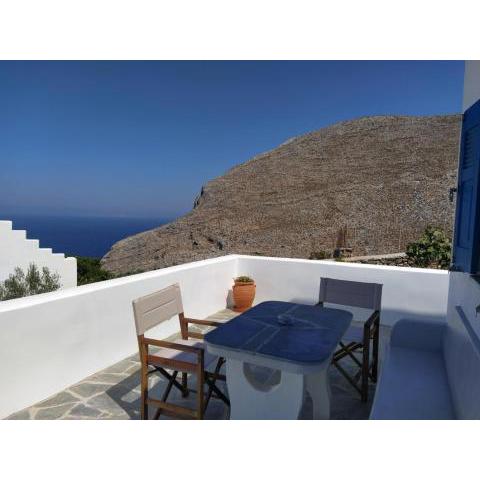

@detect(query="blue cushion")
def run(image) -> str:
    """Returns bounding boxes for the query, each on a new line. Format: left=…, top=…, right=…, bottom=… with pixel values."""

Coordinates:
left=390, top=318, right=446, bottom=352
left=370, top=346, right=454, bottom=420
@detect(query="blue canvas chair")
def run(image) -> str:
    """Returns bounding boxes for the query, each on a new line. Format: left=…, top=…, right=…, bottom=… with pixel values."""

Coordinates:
left=318, top=277, right=383, bottom=402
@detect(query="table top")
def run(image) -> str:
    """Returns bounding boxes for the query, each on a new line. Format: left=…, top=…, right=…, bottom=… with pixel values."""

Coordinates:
left=205, top=301, right=352, bottom=368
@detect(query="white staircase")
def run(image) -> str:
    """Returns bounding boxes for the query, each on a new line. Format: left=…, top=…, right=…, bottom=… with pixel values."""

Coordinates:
left=0, top=220, right=77, bottom=289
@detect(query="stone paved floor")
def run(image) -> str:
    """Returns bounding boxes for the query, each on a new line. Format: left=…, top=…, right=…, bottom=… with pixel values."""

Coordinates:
left=7, top=309, right=390, bottom=420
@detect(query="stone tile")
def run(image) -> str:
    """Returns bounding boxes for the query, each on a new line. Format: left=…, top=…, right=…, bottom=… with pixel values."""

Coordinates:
left=7, top=409, right=31, bottom=420
left=34, top=404, right=74, bottom=420
left=109, top=372, right=142, bottom=392
left=69, top=404, right=104, bottom=419
left=87, top=372, right=131, bottom=385
left=87, top=391, right=133, bottom=418
left=99, top=414, right=131, bottom=420
left=94, top=412, right=129, bottom=420
left=114, top=387, right=141, bottom=403
left=204, top=400, right=229, bottom=420
left=69, top=382, right=110, bottom=399
left=36, top=391, right=79, bottom=408
left=125, top=364, right=141, bottom=375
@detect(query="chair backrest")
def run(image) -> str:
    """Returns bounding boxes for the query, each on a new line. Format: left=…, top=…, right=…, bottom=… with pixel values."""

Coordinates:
left=319, top=277, right=382, bottom=311
left=132, top=283, right=184, bottom=336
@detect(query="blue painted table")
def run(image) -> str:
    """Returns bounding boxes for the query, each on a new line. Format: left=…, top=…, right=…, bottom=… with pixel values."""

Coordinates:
left=205, top=301, right=352, bottom=419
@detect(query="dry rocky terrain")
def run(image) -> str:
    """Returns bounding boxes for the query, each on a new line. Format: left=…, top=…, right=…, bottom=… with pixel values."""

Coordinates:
left=102, top=115, right=461, bottom=275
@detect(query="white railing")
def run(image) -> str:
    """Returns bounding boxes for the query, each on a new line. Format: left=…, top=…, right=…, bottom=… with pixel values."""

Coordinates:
left=0, top=254, right=449, bottom=418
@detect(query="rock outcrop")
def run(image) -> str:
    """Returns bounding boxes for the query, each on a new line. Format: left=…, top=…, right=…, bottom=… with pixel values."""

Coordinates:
left=102, top=115, right=461, bottom=275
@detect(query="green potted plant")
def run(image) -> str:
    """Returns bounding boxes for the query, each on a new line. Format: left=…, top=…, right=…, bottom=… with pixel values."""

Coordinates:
left=232, top=275, right=256, bottom=312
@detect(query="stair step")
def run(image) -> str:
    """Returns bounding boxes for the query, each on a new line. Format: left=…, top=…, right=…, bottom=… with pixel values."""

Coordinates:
left=0, top=220, right=13, bottom=233
left=10, top=229, right=27, bottom=241
left=25, top=239, right=40, bottom=249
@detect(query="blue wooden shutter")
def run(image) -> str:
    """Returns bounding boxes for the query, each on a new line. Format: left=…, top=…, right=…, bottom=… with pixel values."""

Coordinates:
left=452, top=99, right=480, bottom=273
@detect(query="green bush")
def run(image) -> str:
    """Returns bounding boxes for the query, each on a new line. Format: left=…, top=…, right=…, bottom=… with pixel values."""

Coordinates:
left=0, top=263, right=61, bottom=301
left=406, top=226, right=451, bottom=269
left=75, top=256, right=115, bottom=285
left=309, top=250, right=330, bottom=260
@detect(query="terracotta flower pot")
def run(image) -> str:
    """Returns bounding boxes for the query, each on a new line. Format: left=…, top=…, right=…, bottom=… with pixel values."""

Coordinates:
left=232, top=280, right=256, bottom=312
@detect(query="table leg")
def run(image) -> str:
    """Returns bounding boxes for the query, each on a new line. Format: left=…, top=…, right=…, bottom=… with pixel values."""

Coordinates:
left=226, top=358, right=304, bottom=420
left=305, top=363, right=331, bottom=420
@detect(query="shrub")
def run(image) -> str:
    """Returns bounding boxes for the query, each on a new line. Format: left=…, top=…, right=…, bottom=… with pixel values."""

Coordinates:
left=406, top=226, right=451, bottom=269
left=75, top=256, right=115, bottom=285
left=0, top=264, right=61, bottom=301
left=309, top=250, right=330, bottom=260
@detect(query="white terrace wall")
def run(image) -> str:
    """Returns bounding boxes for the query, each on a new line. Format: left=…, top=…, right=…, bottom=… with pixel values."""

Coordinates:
left=238, top=256, right=449, bottom=326
left=0, top=255, right=237, bottom=419
left=0, top=254, right=449, bottom=418
left=0, top=220, right=77, bottom=289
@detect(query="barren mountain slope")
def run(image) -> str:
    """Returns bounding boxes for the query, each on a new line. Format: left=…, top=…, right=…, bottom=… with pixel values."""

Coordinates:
left=102, top=115, right=461, bottom=275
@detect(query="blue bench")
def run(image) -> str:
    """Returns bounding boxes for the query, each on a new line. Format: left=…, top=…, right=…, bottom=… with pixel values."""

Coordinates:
left=370, top=306, right=480, bottom=420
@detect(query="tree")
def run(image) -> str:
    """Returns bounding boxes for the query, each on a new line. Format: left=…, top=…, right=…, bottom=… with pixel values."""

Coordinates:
left=0, top=264, right=61, bottom=301
left=75, top=256, right=114, bottom=285
left=406, top=226, right=452, bottom=269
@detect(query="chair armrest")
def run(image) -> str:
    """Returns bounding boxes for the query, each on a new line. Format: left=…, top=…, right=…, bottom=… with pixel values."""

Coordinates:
left=390, top=318, right=446, bottom=352
left=184, top=318, right=223, bottom=327
left=142, top=337, right=203, bottom=356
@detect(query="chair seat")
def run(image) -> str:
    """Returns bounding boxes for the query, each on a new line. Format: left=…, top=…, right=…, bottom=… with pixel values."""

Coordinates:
left=149, top=338, right=220, bottom=373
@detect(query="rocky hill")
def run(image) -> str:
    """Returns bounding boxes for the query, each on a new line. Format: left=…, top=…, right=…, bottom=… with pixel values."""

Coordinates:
left=102, top=115, right=461, bottom=275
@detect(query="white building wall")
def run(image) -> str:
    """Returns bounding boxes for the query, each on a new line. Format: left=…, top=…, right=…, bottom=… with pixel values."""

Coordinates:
left=0, top=254, right=449, bottom=418
left=463, top=60, right=480, bottom=111
left=446, top=60, right=480, bottom=361
left=0, top=220, right=77, bottom=289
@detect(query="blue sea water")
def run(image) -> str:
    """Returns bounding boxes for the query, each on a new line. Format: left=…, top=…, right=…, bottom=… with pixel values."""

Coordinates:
left=1, top=214, right=169, bottom=258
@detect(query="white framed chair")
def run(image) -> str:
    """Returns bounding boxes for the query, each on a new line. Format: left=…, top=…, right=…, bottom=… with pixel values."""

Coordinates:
left=318, top=277, right=383, bottom=402
left=132, top=283, right=229, bottom=419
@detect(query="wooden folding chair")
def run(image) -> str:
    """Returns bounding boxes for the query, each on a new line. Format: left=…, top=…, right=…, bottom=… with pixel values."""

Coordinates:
left=318, top=278, right=383, bottom=402
left=132, top=284, right=229, bottom=420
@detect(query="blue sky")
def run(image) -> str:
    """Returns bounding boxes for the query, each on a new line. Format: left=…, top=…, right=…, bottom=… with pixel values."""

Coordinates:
left=0, top=61, right=464, bottom=219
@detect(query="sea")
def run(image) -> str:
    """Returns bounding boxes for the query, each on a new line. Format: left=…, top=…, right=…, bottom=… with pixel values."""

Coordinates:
left=1, top=214, right=169, bottom=258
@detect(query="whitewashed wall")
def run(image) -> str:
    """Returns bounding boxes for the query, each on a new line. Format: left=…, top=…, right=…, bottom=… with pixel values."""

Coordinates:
left=0, top=254, right=450, bottom=418
left=238, top=256, right=449, bottom=326
left=0, top=220, right=77, bottom=289
left=446, top=59, right=480, bottom=347
left=463, top=60, right=480, bottom=111
left=443, top=60, right=480, bottom=403
left=446, top=273, right=480, bottom=344
left=0, top=255, right=237, bottom=419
